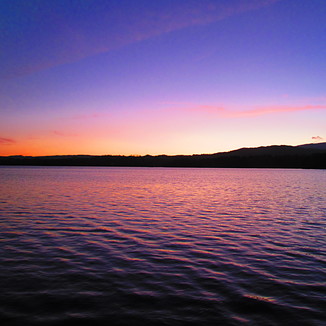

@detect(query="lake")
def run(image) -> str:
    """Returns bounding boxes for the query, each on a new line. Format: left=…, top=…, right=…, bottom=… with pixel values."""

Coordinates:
left=0, top=167, right=325, bottom=325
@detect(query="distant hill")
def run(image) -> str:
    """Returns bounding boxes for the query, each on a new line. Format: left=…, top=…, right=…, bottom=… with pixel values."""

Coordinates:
left=296, top=142, right=326, bottom=150
left=0, top=142, right=325, bottom=169
left=216, top=142, right=326, bottom=157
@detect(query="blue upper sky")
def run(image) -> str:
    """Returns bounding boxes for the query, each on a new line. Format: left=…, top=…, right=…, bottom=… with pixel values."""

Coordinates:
left=1, top=0, right=325, bottom=155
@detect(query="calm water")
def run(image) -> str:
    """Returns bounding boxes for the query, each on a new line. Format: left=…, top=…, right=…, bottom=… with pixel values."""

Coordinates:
left=0, top=167, right=325, bottom=326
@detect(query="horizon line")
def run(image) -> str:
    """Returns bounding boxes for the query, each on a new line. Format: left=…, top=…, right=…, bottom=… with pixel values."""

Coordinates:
left=1, top=141, right=325, bottom=158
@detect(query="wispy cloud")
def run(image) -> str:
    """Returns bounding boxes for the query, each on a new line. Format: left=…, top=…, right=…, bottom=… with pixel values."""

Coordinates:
left=52, top=130, right=78, bottom=137
left=312, top=136, right=323, bottom=140
left=229, top=105, right=326, bottom=118
left=173, top=104, right=326, bottom=118
left=71, top=113, right=104, bottom=120
left=2, top=0, right=281, bottom=78
left=0, top=137, right=16, bottom=145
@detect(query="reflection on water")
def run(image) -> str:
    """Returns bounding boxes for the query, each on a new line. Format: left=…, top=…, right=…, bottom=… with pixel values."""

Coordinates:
left=0, top=167, right=325, bottom=325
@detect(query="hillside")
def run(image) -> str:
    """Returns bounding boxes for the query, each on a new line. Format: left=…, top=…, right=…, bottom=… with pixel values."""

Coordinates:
left=0, top=143, right=325, bottom=169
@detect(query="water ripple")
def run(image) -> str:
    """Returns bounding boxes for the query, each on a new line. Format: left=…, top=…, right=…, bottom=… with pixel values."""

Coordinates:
left=0, top=167, right=325, bottom=325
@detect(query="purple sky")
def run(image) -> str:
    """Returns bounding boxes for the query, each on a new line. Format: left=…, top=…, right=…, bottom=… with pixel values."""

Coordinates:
left=1, top=0, right=325, bottom=155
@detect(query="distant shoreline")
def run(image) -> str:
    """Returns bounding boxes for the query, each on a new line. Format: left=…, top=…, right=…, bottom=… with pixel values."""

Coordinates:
left=1, top=143, right=325, bottom=169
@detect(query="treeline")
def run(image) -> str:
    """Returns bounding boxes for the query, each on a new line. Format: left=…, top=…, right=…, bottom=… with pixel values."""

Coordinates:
left=1, top=145, right=325, bottom=169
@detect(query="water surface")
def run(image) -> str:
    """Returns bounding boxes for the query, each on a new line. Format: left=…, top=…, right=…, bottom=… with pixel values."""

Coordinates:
left=0, top=167, right=325, bottom=325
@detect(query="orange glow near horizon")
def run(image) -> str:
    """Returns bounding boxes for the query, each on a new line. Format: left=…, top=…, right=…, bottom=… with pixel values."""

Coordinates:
left=1, top=103, right=325, bottom=157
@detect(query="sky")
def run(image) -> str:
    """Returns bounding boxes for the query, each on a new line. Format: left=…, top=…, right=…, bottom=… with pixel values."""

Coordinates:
left=1, top=0, right=325, bottom=156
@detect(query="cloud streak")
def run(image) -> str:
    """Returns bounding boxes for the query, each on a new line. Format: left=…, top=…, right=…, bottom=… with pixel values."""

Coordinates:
left=228, top=105, right=326, bottom=118
left=1, top=0, right=281, bottom=78
left=173, top=104, right=326, bottom=118
left=52, top=130, right=78, bottom=137
left=70, top=113, right=106, bottom=120
left=0, top=137, right=16, bottom=145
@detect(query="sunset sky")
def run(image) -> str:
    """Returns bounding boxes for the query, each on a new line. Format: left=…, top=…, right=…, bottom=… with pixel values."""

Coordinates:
left=1, top=0, right=325, bottom=156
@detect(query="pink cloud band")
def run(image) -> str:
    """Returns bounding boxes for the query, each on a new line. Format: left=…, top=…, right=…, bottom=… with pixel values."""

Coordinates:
left=0, top=137, right=16, bottom=145
left=175, top=104, right=326, bottom=118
